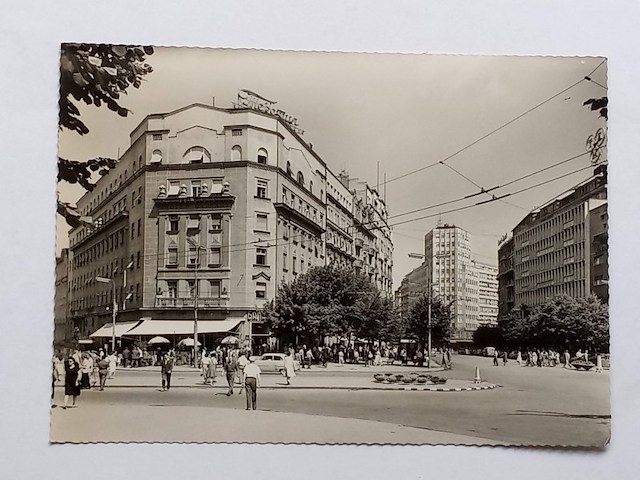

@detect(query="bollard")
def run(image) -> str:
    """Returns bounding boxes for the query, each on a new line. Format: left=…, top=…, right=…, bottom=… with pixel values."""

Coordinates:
left=474, top=366, right=482, bottom=384
left=595, top=355, right=603, bottom=373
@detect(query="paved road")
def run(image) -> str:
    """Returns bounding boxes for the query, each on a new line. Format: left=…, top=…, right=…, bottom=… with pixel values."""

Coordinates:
left=51, top=354, right=609, bottom=446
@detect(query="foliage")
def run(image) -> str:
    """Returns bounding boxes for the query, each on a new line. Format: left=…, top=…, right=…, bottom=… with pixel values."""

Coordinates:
left=57, top=44, right=154, bottom=226
left=405, top=293, right=452, bottom=348
left=264, top=265, right=397, bottom=345
left=583, top=97, right=608, bottom=120
left=472, top=325, right=503, bottom=349
left=499, top=296, right=609, bottom=352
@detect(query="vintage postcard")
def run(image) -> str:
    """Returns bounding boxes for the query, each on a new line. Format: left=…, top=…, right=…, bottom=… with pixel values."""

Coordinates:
left=51, top=46, right=609, bottom=446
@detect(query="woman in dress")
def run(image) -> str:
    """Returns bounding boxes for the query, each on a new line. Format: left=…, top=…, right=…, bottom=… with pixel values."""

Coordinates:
left=107, top=351, right=118, bottom=378
left=80, top=353, right=93, bottom=389
left=283, top=350, right=296, bottom=385
left=63, top=357, right=81, bottom=408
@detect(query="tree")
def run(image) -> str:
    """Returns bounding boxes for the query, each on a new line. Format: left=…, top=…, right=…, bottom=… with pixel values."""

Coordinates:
left=583, top=97, right=608, bottom=120
left=57, top=43, right=154, bottom=227
left=473, top=325, right=503, bottom=349
left=405, top=293, right=452, bottom=349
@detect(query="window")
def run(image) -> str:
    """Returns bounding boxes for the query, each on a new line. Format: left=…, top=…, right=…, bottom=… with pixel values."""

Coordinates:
left=283, top=251, right=288, bottom=271
left=594, top=255, right=603, bottom=265
left=256, top=282, right=267, bottom=299
left=188, top=246, right=198, bottom=266
left=231, top=129, right=242, bottom=137
left=153, top=133, right=162, bottom=141
left=183, top=146, right=210, bottom=163
left=191, top=180, right=202, bottom=197
left=297, top=171, right=304, bottom=186
left=167, top=281, right=177, bottom=298
left=131, top=223, right=135, bottom=239
left=209, top=280, right=221, bottom=298
left=286, top=162, right=292, bottom=175
left=137, top=219, right=141, bottom=236
left=136, top=251, right=140, bottom=269
left=293, top=256, right=297, bottom=274
left=137, top=186, right=142, bottom=204
left=209, top=247, right=221, bottom=266
left=256, top=179, right=268, bottom=198
left=256, top=248, right=267, bottom=266
left=283, top=222, right=290, bottom=240
left=257, top=148, right=268, bottom=164
left=309, top=180, right=313, bottom=194
left=168, top=216, right=179, bottom=232
left=188, top=281, right=196, bottom=297
left=231, top=145, right=242, bottom=161
left=256, top=213, right=268, bottom=231
left=167, top=245, right=178, bottom=266
left=210, top=215, right=222, bottom=232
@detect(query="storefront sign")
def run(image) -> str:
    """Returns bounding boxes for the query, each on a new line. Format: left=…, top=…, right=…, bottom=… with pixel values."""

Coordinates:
left=235, top=89, right=304, bottom=135
left=246, top=310, right=262, bottom=322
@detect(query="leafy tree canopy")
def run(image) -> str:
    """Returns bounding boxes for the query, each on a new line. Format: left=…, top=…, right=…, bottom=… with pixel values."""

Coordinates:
left=405, top=293, right=452, bottom=348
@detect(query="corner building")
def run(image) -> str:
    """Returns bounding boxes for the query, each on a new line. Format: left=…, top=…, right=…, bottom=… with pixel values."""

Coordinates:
left=67, top=101, right=392, bottom=345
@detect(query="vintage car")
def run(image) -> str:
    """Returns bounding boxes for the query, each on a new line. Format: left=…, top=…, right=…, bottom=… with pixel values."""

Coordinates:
left=249, top=353, right=301, bottom=374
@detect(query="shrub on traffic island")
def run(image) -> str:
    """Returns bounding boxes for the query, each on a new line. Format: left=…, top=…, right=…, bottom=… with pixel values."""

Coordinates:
left=402, top=377, right=414, bottom=384
left=416, top=376, right=428, bottom=384
left=428, top=375, right=448, bottom=384
left=395, top=374, right=405, bottom=382
left=373, top=374, right=385, bottom=383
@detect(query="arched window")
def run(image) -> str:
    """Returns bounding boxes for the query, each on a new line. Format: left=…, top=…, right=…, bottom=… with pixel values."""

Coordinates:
left=183, top=146, right=210, bottom=163
left=309, top=180, right=313, bottom=194
left=286, top=161, right=292, bottom=175
left=151, top=149, right=163, bottom=163
left=257, top=148, right=268, bottom=164
left=231, top=145, right=242, bottom=161
left=297, top=172, right=304, bottom=186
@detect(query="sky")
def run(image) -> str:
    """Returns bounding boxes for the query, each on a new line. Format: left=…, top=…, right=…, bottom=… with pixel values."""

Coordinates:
left=57, top=48, right=607, bottom=288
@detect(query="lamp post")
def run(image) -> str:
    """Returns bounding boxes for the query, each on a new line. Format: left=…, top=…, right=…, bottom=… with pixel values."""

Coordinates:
left=193, top=246, right=206, bottom=368
left=95, top=276, right=117, bottom=353
left=406, top=252, right=434, bottom=368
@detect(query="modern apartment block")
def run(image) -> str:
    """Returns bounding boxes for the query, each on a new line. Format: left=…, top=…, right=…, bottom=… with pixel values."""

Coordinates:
left=397, top=224, right=498, bottom=342
left=497, top=234, right=515, bottom=320
left=65, top=95, right=393, bottom=345
left=498, top=165, right=608, bottom=315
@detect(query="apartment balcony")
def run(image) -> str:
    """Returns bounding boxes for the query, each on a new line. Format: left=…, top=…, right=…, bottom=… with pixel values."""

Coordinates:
left=355, top=238, right=364, bottom=248
left=155, top=296, right=229, bottom=308
left=354, top=259, right=363, bottom=268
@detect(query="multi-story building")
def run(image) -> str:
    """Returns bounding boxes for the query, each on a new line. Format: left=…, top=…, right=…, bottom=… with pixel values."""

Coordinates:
left=473, top=260, right=499, bottom=326
left=54, top=248, right=70, bottom=346
left=398, top=224, right=498, bottom=342
left=497, top=234, right=515, bottom=320
left=66, top=95, right=393, bottom=347
left=498, top=165, right=608, bottom=313
left=348, top=178, right=393, bottom=297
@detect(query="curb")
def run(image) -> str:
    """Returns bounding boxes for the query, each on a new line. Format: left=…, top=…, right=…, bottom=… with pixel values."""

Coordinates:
left=54, top=383, right=498, bottom=392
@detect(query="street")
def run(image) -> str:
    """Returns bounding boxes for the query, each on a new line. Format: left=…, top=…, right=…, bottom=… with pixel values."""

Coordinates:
left=50, top=354, right=609, bottom=446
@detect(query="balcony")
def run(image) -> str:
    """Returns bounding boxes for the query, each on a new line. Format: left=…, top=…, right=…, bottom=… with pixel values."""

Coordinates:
left=355, top=238, right=364, bottom=248
left=354, top=259, right=363, bottom=268
left=155, top=297, right=229, bottom=308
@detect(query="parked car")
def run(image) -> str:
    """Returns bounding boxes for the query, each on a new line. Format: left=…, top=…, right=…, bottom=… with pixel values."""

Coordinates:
left=482, top=347, right=496, bottom=357
left=249, top=353, right=301, bottom=374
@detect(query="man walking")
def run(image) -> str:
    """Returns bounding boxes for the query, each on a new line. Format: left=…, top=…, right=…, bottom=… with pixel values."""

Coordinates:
left=237, top=350, right=249, bottom=394
left=224, top=354, right=238, bottom=396
left=161, top=351, right=174, bottom=391
left=243, top=357, right=262, bottom=410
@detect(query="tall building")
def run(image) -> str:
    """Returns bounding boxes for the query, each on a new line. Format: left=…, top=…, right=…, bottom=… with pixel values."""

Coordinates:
left=398, top=224, right=498, bottom=342
left=498, top=165, right=608, bottom=314
left=497, top=234, right=515, bottom=320
left=473, top=260, right=499, bottom=326
left=65, top=94, right=393, bottom=347
left=54, top=248, right=70, bottom=346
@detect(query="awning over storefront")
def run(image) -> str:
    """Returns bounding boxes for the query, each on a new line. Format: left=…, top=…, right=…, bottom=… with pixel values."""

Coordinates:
left=89, top=321, right=143, bottom=338
left=123, top=319, right=242, bottom=337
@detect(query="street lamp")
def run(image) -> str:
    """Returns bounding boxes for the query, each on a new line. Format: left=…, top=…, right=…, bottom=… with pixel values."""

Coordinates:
left=406, top=253, right=434, bottom=368
left=95, top=276, right=116, bottom=353
left=193, top=245, right=206, bottom=368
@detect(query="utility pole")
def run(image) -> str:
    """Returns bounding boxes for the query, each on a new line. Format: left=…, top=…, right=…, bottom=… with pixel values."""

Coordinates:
left=427, top=275, right=432, bottom=368
left=96, top=276, right=117, bottom=353
left=193, top=247, right=201, bottom=369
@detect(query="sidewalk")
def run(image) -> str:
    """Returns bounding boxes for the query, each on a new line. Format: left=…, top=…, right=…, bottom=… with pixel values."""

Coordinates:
left=50, top=403, right=505, bottom=445
left=56, top=367, right=495, bottom=392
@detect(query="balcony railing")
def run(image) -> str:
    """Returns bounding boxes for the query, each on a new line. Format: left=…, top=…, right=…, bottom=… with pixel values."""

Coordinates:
left=155, top=297, right=229, bottom=308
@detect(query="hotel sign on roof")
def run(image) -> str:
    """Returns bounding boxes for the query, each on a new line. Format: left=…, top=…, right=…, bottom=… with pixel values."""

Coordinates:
left=234, top=89, right=304, bottom=135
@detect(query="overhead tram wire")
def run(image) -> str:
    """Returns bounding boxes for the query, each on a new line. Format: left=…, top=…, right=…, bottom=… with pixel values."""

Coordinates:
left=382, top=59, right=607, bottom=188
left=388, top=164, right=597, bottom=229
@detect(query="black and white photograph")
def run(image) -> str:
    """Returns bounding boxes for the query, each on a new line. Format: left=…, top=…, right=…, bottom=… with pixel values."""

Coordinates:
left=50, top=46, right=611, bottom=446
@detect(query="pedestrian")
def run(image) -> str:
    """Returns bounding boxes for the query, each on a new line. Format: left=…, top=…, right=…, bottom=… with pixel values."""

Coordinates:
left=516, top=350, right=523, bottom=366
left=210, top=352, right=218, bottom=384
left=107, top=351, right=117, bottom=378
left=237, top=350, right=249, bottom=393
left=416, top=348, right=424, bottom=367
left=502, top=350, right=508, bottom=366
left=97, top=356, right=109, bottom=391
left=283, top=350, right=296, bottom=385
left=202, top=351, right=212, bottom=384
left=374, top=349, right=382, bottom=367
left=305, top=347, right=313, bottom=369
left=53, top=352, right=64, bottom=385
left=338, top=349, right=345, bottom=365
left=243, top=357, right=262, bottom=410
left=63, top=357, right=81, bottom=409
left=493, top=350, right=499, bottom=367
left=80, top=353, right=93, bottom=389
left=564, top=350, right=572, bottom=368
left=224, top=354, right=238, bottom=396
left=122, top=347, right=130, bottom=368
left=161, top=351, right=174, bottom=391
left=353, top=348, right=360, bottom=365
left=400, top=347, right=407, bottom=366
